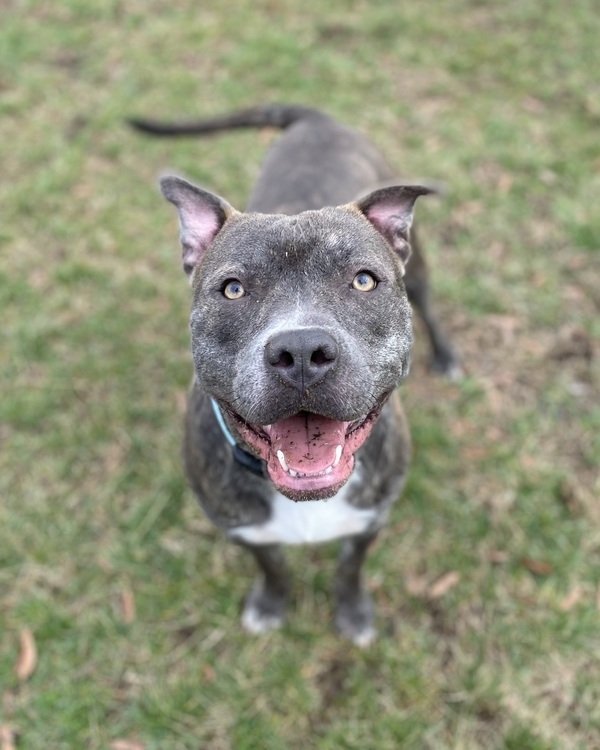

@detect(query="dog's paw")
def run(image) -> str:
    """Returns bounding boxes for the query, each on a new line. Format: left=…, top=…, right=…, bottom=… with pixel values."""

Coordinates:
left=334, top=594, right=377, bottom=648
left=241, top=584, right=287, bottom=635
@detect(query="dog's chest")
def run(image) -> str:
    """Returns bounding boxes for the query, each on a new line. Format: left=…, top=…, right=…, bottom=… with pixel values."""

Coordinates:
left=229, top=469, right=377, bottom=546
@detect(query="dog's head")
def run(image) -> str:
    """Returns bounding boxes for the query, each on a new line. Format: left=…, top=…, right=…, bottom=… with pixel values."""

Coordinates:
left=161, top=176, right=432, bottom=500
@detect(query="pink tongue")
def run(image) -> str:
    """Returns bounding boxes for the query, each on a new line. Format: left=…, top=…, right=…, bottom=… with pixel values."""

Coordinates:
left=269, top=414, right=347, bottom=474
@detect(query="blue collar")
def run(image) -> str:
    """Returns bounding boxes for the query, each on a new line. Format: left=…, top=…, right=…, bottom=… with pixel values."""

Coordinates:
left=210, top=398, right=268, bottom=478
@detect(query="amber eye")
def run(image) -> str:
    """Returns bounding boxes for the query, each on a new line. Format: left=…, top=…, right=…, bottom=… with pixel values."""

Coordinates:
left=352, top=272, right=377, bottom=292
left=223, top=280, right=245, bottom=300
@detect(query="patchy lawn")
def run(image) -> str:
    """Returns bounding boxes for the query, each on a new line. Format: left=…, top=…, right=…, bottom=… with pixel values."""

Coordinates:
left=1, top=1, right=598, bottom=748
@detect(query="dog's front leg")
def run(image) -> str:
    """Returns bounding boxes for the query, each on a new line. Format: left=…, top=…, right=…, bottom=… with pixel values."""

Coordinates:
left=404, top=227, right=461, bottom=378
left=333, top=530, right=378, bottom=647
left=239, top=543, right=291, bottom=634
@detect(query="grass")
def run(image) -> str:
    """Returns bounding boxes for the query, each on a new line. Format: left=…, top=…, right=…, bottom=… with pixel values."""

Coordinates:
left=1, top=0, right=599, bottom=747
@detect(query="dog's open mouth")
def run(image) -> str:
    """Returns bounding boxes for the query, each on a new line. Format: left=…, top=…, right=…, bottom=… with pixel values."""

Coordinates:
left=225, top=400, right=387, bottom=501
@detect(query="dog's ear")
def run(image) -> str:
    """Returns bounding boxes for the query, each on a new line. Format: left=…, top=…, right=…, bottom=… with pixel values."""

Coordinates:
left=355, top=185, right=435, bottom=265
left=160, top=176, right=238, bottom=276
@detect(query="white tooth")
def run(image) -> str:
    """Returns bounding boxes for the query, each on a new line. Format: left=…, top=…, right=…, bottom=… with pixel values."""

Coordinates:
left=289, top=469, right=298, bottom=478
left=277, top=450, right=288, bottom=472
left=333, top=445, right=343, bottom=468
left=324, top=466, right=333, bottom=475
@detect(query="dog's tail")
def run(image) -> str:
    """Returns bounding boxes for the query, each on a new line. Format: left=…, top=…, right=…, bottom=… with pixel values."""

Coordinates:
left=128, top=104, right=326, bottom=137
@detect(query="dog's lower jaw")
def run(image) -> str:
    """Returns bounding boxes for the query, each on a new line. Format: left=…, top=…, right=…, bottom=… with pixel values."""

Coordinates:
left=273, top=476, right=351, bottom=503
left=223, top=397, right=390, bottom=501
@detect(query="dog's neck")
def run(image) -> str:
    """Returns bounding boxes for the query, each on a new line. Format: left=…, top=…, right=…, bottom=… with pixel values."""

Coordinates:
left=210, top=398, right=267, bottom=478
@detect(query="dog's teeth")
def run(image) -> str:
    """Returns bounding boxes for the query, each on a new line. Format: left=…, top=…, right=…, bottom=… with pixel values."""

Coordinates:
left=285, top=465, right=335, bottom=479
left=276, top=450, right=289, bottom=472
left=333, top=445, right=343, bottom=468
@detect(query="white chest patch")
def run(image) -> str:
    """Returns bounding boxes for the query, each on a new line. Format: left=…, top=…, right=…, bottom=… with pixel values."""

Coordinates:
left=229, top=469, right=376, bottom=546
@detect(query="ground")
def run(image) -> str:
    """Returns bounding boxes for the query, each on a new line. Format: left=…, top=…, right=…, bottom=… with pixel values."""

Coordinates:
left=0, top=1, right=599, bottom=748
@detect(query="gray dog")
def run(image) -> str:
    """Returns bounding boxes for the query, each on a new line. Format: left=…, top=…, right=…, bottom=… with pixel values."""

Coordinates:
left=131, top=105, right=458, bottom=645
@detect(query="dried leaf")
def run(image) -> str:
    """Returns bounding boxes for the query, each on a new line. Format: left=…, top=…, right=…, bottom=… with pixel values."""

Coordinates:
left=521, top=96, right=545, bottom=114
left=110, top=740, right=144, bottom=750
left=558, top=478, right=584, bottom=516
left=404, top=573, right=429, bottom=597
left=0, top=725, right=17, bottom=750
left=15, top=628, right=37, bottom=681
left=487, top=550, right=508, bottom=565
left=428, top=571, right=461, bottom=599
left=560, top=586, right=583, bottom=612
left=497, top=172, right=514, bottom=194
left=121, top=587, right=136, bottom=624
left=201, top=664, right=216, bottom=683
left=462, top=445, right=491, bottom=461
left=522, top=558, right=553, bottom=576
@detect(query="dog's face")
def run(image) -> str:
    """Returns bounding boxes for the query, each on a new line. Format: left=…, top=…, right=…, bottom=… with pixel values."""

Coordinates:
left=162, top=177, right=431, bottom=500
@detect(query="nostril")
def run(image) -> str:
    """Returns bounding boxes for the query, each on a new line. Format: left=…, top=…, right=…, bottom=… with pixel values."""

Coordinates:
left=274, top=350, right=294, bottom=368
left=310, top=348, right=332, bottom=367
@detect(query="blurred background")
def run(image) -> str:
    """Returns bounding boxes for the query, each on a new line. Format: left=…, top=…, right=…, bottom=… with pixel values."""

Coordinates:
left=1, top=1, right=598, bottom=748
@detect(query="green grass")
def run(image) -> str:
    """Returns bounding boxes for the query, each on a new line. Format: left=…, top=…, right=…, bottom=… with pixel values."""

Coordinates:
left=1, top=0, right=599, bottom=748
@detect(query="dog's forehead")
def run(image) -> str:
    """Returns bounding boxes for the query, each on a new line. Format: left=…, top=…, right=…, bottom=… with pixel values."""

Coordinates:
left=220, top=207, right=377, bottom=262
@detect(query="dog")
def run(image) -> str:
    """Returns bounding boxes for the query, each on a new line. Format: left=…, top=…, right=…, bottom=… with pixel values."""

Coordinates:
left=130, top=104, right=458, bottom=645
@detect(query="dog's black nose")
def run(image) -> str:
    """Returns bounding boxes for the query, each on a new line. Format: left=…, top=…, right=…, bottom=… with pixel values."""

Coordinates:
left=265, top=328, right=338, bottom=392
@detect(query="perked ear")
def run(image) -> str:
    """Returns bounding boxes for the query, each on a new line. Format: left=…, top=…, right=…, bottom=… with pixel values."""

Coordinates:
left=160, top=176, right=237, bottom=275
left=356, top=185, right=435, bottom=265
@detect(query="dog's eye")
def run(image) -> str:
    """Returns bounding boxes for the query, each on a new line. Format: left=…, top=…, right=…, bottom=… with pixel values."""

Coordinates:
left=223, top=280, right=245, bottom=300
left=352, top=272, right=377, bottom=292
